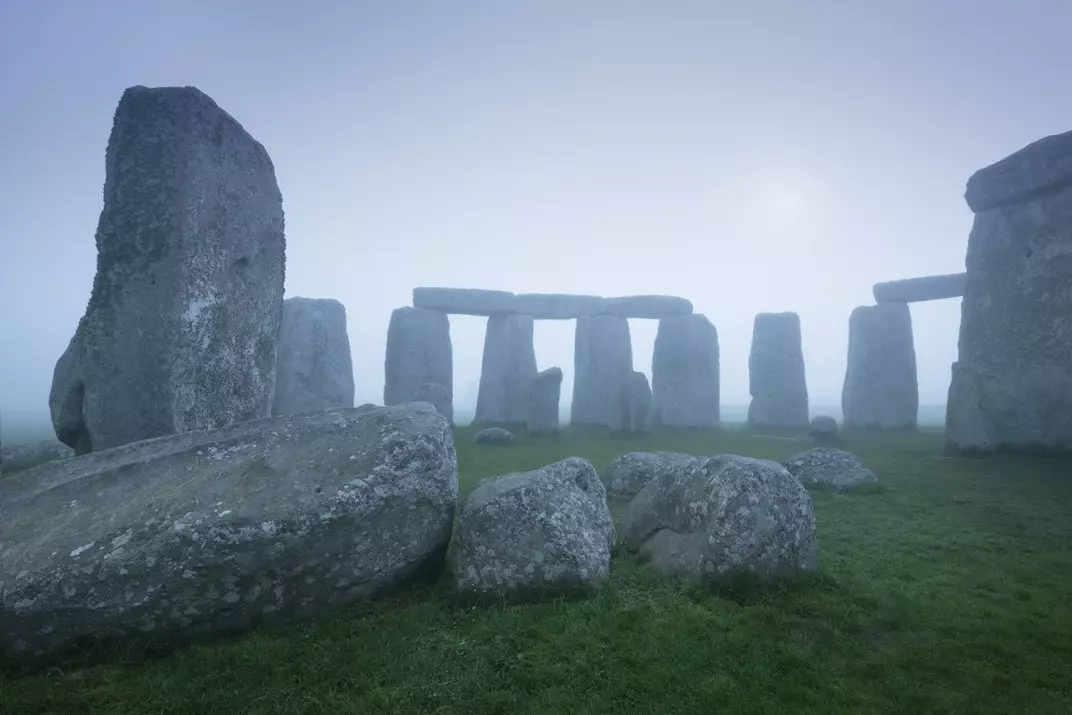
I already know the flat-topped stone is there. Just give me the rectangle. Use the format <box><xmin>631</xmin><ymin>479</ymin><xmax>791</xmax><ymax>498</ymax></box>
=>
<box><xmin>873</xmin><ymin>273</ymin><xmax>966</xmax><ymax>304</ymax></box>
<box><xmin>513</xmin><ymin>293</ymin><xmax>607</xmax><ymax>319</ymax></box>
<box><xmin>603</xmin><ymin>295</ymin><xmax>693</xmax><ymax>318</ymax></box>
<box><xmin>965</xmin><ymin>129</ymin><xmax>1072</xmax><ymax>213</ymax></box>
<box><xmin>412</xmin><ymin>287</ymin><xmax>515</xmax><ymax>316</ymax></box>
<box><xmin>410</xmin><ymin>288</ymin><xmax>692</xmax><ymax>319</ymax></box>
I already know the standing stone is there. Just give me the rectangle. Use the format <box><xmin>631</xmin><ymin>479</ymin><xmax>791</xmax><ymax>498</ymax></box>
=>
<box><xmin>528</xmin><ymin>367</ymin><xmax>563</xmax><ymax>435</ymax></box>
<box><xmin>748</xmin><ymin>312</ymin><xmax>809</xmax><ymax>429</ymax></box>
<box><xmin>49</xmin><ymin>86</ymin><xmax>286</xmax><ymax>455</ymax></box>
<box><xmin>474</xmin><ymin>314</ymin><xmax>538</xmax><ymax>425</ymax></box>
<box><xmin>620</xmin><ymin>371</ymin><xmax>654</xmax><ymax>433</ymax></box>
<box><xmin>384</xmin><ymin>307</ymin><xmax>453</xmax><ymax>423</ymax></box>
<box><xmin>572</xmin><ymin>316</ymin><xmax>633</xmax><ymax>430</ymax></box>
<box><xmin>841</xmin><ymin>303</ymin><xmax>918</xmax><ymax>430</ymax></box>
<box><xmin>651</xmin><ymin>314</ymin><xmax>720</xmax><ymax>428</ymax></box>
<box><xmin>272</xmin><ymin>297</ymin><xmax>355</xmax><ymax>416</ymax></box>
<box><xmin>948</xmin><ymin>130</ymin><xmax>1072</xmax><ymax>455</ymax></box>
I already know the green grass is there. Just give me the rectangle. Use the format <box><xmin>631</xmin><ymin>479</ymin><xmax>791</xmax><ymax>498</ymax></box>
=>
<box><xmin>3</xmin><ymin>425</ymin><xmax>1072</xmax><ymax>714</ymax></box>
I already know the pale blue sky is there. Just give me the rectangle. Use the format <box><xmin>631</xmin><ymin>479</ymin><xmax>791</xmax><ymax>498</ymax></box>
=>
<box><xmin>2</xmin><ymin>1</ymin><xmax>1070</xmax><ymax>423</ymax></box>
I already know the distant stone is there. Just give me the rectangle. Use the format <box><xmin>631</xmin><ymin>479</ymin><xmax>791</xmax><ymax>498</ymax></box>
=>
<box><xmin>0</xmin><ymin>403</ymin><xmax>458</xmax><ymax>663</ymax></box>
<box><xmin>384</xmin><ymin>307</ymin><xmax>453</xmax><ymax>423</ymax></box>
<box><xmin>873</xmin><ymin>273</ymin><xmax>966</xmax><ymax>304</ymax></box>
<box><xmin>603</xmin><ymin>295</ymin><xmax>693</xmax><ymax>319</ymax></box>
<box><xmin>572</xmin><ymin>315</ymin><xmax>634</xmax><ymax>430</ymax></box>
<box><xmin>449</xmin><ymin>457</ymin><xmax>615</xmax><ymax>601</ymax></box>
<box><xmin>0</xmin><ymin>440</ymin><xmax>75</xmax><ymax>476</ymax></box>
<box><xmin>272</xmin><ymin>297</ymin><xmax>355</xmax><ymax>416</ymax></box>
<box><xmin>528</xmin><ymin>367</ymin><xmax>563</xmax><ymax>436</ymax></box>
<box><xmin>472</xmin><ymin>427</ymin><xmax>515</xmax><ymax>445</ymax></box>
<box><xmin>651</xmin><ymin>314</ymin><xmax>720</xmax><ymax>428</ymax></box>
<box><xmin>513</xmin><ymin>293</ymin><xmax>607</xmax><ymax>319</ymax></box>
<box><xmin>49</xmin><ymin>85</ymin><xmax>286</xmax><ymax>455</ymax></box>
<box><xmin>474</xmin><ymin>315</ymin><xmax>537</xmax><ymax>425</ymax></box>
<box><xmin>412</xmin><ymin>287</ymin><xmax>516</xmax><ymax>316</ymax></box>
<box><xmin>841</xmin><ymin>304</ymin><xmax>918</xmax><ymax>430</ymax></box>
<box><xmin>748</xmin><ymin>312</ymin><xmax>809</xmax><ymax>429</ymax></box>
<box><xmin>621</xmin><ymin>371</ymin><xmax>654</xmax><ymax>433</ymax></box>
<box><xmin>808</xmin><ymin>415</ymin><xmax>839</xmax><ymax>441</ymax></box>
<box><xmin>603</xmin><ymin>451</ymin><xmax>695</xmax><ymax>497</ymax></box>
<box><xmin>964</xmin><ymin>129</ymin><xmax>1072</xmax><ymax>212</ymax></box>
<box><xmin>621</xmin><ymin>454</ymin><xmax>819</xmax><ymax>584</ymax></box>
<box><xmin>784</xmin><ymin>447</ymin><xmax>878</xmax><ymax>492</ymax></box>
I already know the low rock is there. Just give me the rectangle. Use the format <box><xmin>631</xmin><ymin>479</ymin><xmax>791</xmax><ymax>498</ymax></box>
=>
<box><xmin>808</xmin><ymin>415</ymin><xmax>839</xmax><ymax>441</ymax></box>
<box><xmin>0</xmin><ymin>440</ymin><xmax>75</xmax><ymax>476</ymax></box>
<box><xmin>449</xmin><ymin>457</ymin><xmax>615</xmax><ymax>601</ymax></box>
<box><xmin>784</xmin><ymin>447</ymin><xmax>878</xmax><ymax>492</ymax></box>
<box><xmin>603</xmin><ymin>451</ymin><xmax>695</xmax><ymax>497</ymax></box>
<box><xmin>621</xmin><ymin>453</ymin><xmax>819</xmax><ymax>584</ymax></box>
<box><xmin>472</xmin><ymin>427</ymin><xmax>515</xmax><ymax>445</ymax></box>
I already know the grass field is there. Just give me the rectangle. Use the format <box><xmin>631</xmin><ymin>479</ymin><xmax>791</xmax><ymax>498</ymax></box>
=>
<box><xmin>3</xmin><ymin>424</ymin><xmax>1071</xmax><ymax>714</ymax></box>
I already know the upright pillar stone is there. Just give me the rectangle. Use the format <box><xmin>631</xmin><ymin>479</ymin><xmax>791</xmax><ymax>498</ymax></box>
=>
<box><xmin>748</xmin><ymin>312</ymin><xmax>809</xmax><ymax>429</ymax></box>
<box><xmin>572</xmin><ymin>315</ymin><xmax>633</xmax><ymax>430</ymax></box>
<box><xmin>384</xmin><ymin>307</ymin><xmax>454</xmax><ymax>423</ymax></box>
<box><xmin>841</xmin><ymin>303</ymin><xmax>918</xmax><ymax>429</ymax></box>
<box><xmin>474</xmin><ymin>314</ymin><xmax>538</xmax><ymax>425</ymax></box>
<box><xmin>48</xmin><ymin>85</ymin><xmax>286</xmax><ymax>455</ymax></box>
<box><xmin>528</xmin><ymin>367</ymin><xmax>563</xmax><ymax>435</ymax></box>
<box><xmin>272</xmin><ymin>297</ymin><xmax>355</xmax><ymax>416</ymax></box>
<box><xmin>651</xmin><ymin>314</ymin><xmax>720</xmax><ymax>428</ymax></box>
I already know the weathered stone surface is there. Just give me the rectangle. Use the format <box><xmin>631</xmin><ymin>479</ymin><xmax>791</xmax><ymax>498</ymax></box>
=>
<box><xmin>620</xmin><ymin>371</ymin><xmax>654</xmax><ymax>433</ymax></box>
<box><xmin>873</xmin><ymin>273</ymin><xmax>966</xmax><ymax>304</ymax></box>
<box><xmin>572</xmin><ymin>316</ymin><xmax>633</xmax><ymax>430</ymax></box>
<box><xmin>808</xmin><ymin>415</ymin><xmax>839</xmax><ymax>441</ymax></box>
<box><xmin>449</xmin><ymin>457</ymin><xmax>614</xmax><ymax>601</ymax></box>
<box><xmin>964</xmin><ymin>129</ymin><xmax>1072</xmax><ymax>213</ymax></box>
<box><xmin>748</xmin><ymin>312</ymin><xmax>809</xmax><ymax>429</ymax></box>
<box><xmin>621</xmin><ymin>454</ymin><xmax>818</xmax><ymax>583</ymax></box>
<box><xmin>603</xmin><ymin>295</ymin><xmax>693</xmax><ymax>319</ymax></box>
<box><xmin>651</xmin><ymin>314</ymin><xmax>720</xmax><ymax>428</ymax></box>
<box><xmin>0</xmin><ymin>439</ymin><xmax>75</xmax><ymax>476</ymax></box>
<box><xmin>49</xmin><ymin>85</ymin><xmax>286</xmax><ymax>456</ymax></box>
<box><xmin>384</xmin><ymin>307</ymin><xmax>453</xmax><ymax>423</ymax></box>
<box><xmin>272</xmin><ymin>297</ymin><xmax>354</xmax><ymax>417</ymax></box>
<box><xmin>472</xmin><ymin>427</ymin><xmax>515</xmax><ymax>445</ymax></box>
<box><xmin>412</xmin><ymin>287</ymin><xmax>515</xmax><ymax>316</ymax></box>
<box><xmin>841</xmin><ymin>304</ymin><xmax>918</xmax><ymax>430</ymax></box>
<box><xmin>0</xmin><ymin>403</ymin><xmax>458</xmax><ymax>662</ymax></box>
<box><xmin>474</xmin><ymin>315</ymin><xmax>538</xmax><ymax>425</ymax></box>
<box><xmin>603</xmin><ymin>451</ymin><xmax>694</xmax><ymax>497</ymax></box>
<box><xmin>528</xmin><ymin>367</ymin><xmax>563</xmax><ymax>435</ymax></box>
<box><xmin>513</xmin><ymin>294</ymin><xmax>606</xmax><ymax>319</ymax></box>
<box><xmin>784</xmin><ymin>447</ymin><xmax>877</xmax><ymax>492</ymax></box>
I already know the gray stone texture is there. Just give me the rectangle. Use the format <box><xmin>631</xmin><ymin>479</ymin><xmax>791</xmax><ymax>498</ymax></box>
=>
<box><xmin>602</xmin><ymin>295</ymin><xmax>693</xmax><ymax>319</ymax></box>
<box><xmin>841</xmin><ymin>304</ymin><xmax>918</xmax><ymax>430</ymax></box>
<box><xmin>603</xmin><ymin>451</ymin><xmax>695</xmax><ymax>497</ymax></box>
<box><xmin>472</xmin><ymin>427</ymin><xmax>515</xmax><ymax>445</ymax></box>
<box><xmin>474</xmin><ymin>314</ymin><xmax>538</xmax><ymax>425</ymax></box>
<box><xmin>747</xmin><ymin>312</ymin><xmax>809</xmax><ymax>429</ymax></box>
<box><xmin>964</xmin><ymin>129</ymin><xmax>1072</xmax><ymax>212</ymax></box>
<box><xmin>621</xmin><ymin>371</ymin><xmax>654</xmax><ymax>433</ymax></box>
<box><xmin>0</xmin><ymin>439</ymin><xmax>74</xmax><ymax>476</ymax></box>
<box><xmin>571</xmin><ymin>316</ymin><xmax>634</xmax><ymax>430</ymax></box>
<box><xmin>0</xmin><ymin>403</ymin><xmax>458</xmax><ymax>663</ymax></box>
<box><xmin>528</xmin><ymin>367</ymin><xmax>563</xmax><ymax>435</ymax></box>
<box><xmin>448</xmin><ymin>457</ymin><xmax>615</xmax><ymax>601</ymax></box>
<box><xmin>383</xmin><ymin>307</ymin><xmax>453</xmax><ymax>423</ymax></box>
<box><xmin>513</xmin><ymin>293</ymin><xmax>606</xmax><ymax>319</ymax></box>
<box><xmin>651</xmin><ymin>314</ymin><xmax>720</xmax><ymax>428</ymax></box>
<box><xmin>873</xmin><ymin>273</ymin><xmax>966</xmax><ymax>304</ymax></box>
<box><xmin>808</xmin><ymin>415</ymin><xmax>839</xmax><ymax>442</ymax></box>
<box><xmin>621</xmin><ymin>454</ymin><xmax>819</xmax><ymax>584</ymax></box>
<box><xmin>784</xmin><ymin>447</ymin><xmax>878</xmax><ymax>492</ymax></box>
<box><xmin>49</xmin><ymin>85</ymin><xmax>286</xmax><ymax>456</ymax></box>
<box><xmin>412</xmin><ymin>287</ymin><xmax>515</xmax><ymax>316</ymax></box>
<box><xmin>272</xmin><ymin>297</ymin><xmax>355</xmax><ymax>417</ymax></box>
<box><xmin>411</xmin><ymin>287</ymin><xmax>693</xmax><ymax>319</ymax></box>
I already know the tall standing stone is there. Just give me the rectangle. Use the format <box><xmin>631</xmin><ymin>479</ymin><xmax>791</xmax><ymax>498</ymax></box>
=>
<box><xmin>572</xmin><ymin>316</ymin><xmax>633</xmax><ymax>430</ymax></box>
<box><xmin>651</xmin><ymin>314</ymin><xmax>720</xmax><ymax>428</ymax></box>
<box><xmin>49</xmin><ymin>86</ymin><xmax>286</xmax><ymax>455</ymax></box>
<box><xmin>748</xmin><ymin>312</ymin><xmax>809</xmax><ymax>428</ymax></box>
<box><xmin>947</xmin><ymin>130</ymin><xmax>1072</xmax><ymax>455</ymax></box>
<box><xmin>272</xmin><ymin>297</ymin><xmax>355</xmax><ymax>416</ymax></box>
<box><xmin>474</xmin><ymin>314</ymin><xmax>538</xmax><ymax>425</ymax></box>
<box><xmin>841</xmin><ymin>303</ymin><xmax>918</xmax><ymax>429</ymax></box>
<box><xmin>384</xmin><ymin>307</ymin><xmax>454</xmax><ymax>423</ymax></box>
<box><xmin>528</xmin><ymin>367</ymin><xmax>563</xmax><ymax>435</ymax></box>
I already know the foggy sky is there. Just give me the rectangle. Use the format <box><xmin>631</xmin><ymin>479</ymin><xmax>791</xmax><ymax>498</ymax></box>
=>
<box><xmin>2</xmin><ymin>1</ymin><xmax>1071</xmax><ymax>423</ymax></box>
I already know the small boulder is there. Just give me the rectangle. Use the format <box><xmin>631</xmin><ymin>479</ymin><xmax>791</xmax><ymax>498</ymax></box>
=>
<box><xmin>603</xmin><ymin>451</ymin><xmax>695</xmax><ymax>498</ymax></box>
<box><xmin>0</xmin><ymin>439</ymin><xmax>75</xmax><ymax>475</ymax></box>
<box><xmin>621</xmin><ymin>453</ymin><xmax>819</xmax><ymax>584</ymax></box>
<box><xmin>784</xmin><ymin>447</ymin><xmax>878</xmax><ymax>492</ymax></box>
<box><xmin>808</xmin><ymin>415</ymin><xmax>839</xmax><ymax>441</ymax></box>
<box><xmin>472</xmin><ymin>427</ymin><xmax>515</xmax><ymax>445</ymax></box>
<box><xmin>449</xmin><ymin>457</ymin><xmax>615</xmax><ymax>601</ymax></box>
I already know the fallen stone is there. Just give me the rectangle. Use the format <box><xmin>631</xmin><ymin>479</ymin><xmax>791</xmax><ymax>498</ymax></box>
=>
<box><xmin>384</xmin><ymin>307</ymin><xmax>453</xmax><ymax>423</ymax></box>
<box><xmin>528</xmin><ymin>367</ymin><xmax>563</xmax><ymax>436</ymax></box>
<box><xmin>621</xmin><ymin>371</ymin><xmax>654</xmax><ymax>433</ymax></box>
<box><xmin>872</xmin><ymin>273</ymin><xmax>966</xmax><ymax>304</ymax></box>
<box><xmin>474</xmin><ymin>314</ymin><xmax>537</xmax><ymax>425</ymax></box>
<box><xmin>49</xmin><ymin>85</ymin><xmax>286</xmax><ymax>456</ymax></box>
<box><xmin>808</xmin><ymin>415</ymin><xmax>839</xmax><ymax>441</ymax></box>
<box><xmin>0</xmin><ymin>403</ymin><xmax>458</xmax><ymax>663</ymax></box>
<box><xmin>621</xmin><ymin>453</ymin><xmax>819</xmax><ymax>584</ymax></box>
<box><xmin>748</xmin><ymin>312</ymin><xmax>809</xmax><ymax>429</ymax></box>
<box><xmin>0</xmin><ymin>440</ymin><xmax>75</xmax><ymax>476</ymax></box>
<box><xmin>784</xmin><ymin>447</ymin><xmax>877</xmax><ymax>492</ymax></box>
<box><xmin>513</xmin><ymin>293</ymin><xmax>607</xmax><ymax>319</ymax></box>
<box><xmin>841</xmin><ymin>303</ymin><xmax>918</xmax><ymax>430</ymax></box>
<box><xmin>449</xmin><ymin>457</ymin><xmax>614</xmax><ymax>601</ymax></box>
<box><xmin>572</xmin><ymin>315</ymin><xmax>634</xmax><ymax>430</ymax></box>
<box><xmin>964</xmin><ymin>129</ymin><xmax>1072</xmax><ymax>213</ymax></box>
<box><xmin>603</xmin><ymin>451</ymin><xmax>695</xmax><ymax>497</ymax></box>
<box><xmin>603</xmin><ymin>295</ymin><xmax>693</xmax><ymax>319</ymax></box>
<box><xmin>651</xmin><ymin>314</ymin><xmax>720</xmax><ymax>428</ymax></box>
<box><xmin>272</xmin><ymin>297</ymin><xmax>355</xmax><ymax>416</ymax></box>
<box><xmin>412</xmin><ymin>287</ymin><xmax>516</xmax><ymax>316</ymax></box>
<box><xmin>472</xmin><ymin>427</ymin><xmax>515</xmax><ymax>445</ymax></box>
